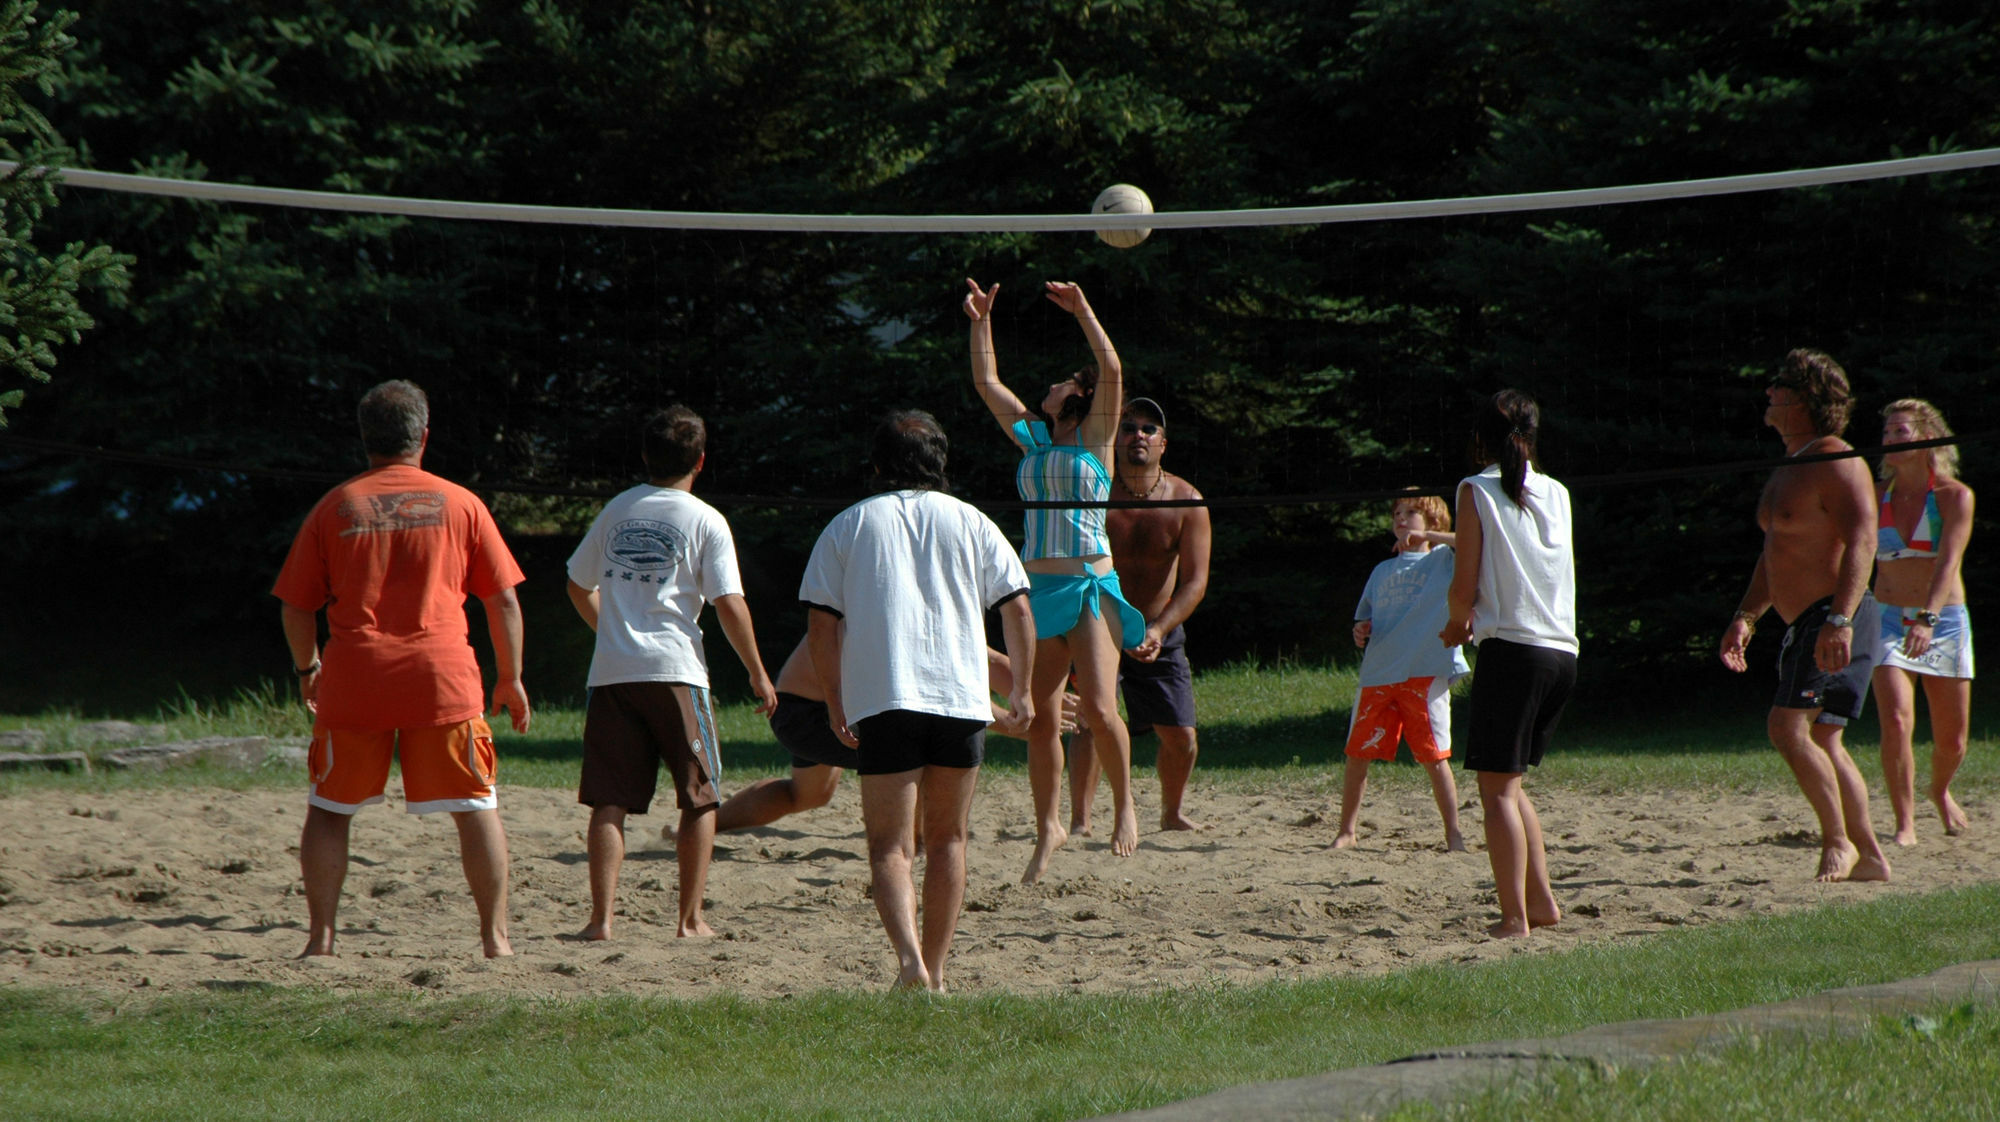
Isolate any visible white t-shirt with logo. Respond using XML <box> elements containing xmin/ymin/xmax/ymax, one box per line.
<box><xmin>567</xmin><ymin>484</ymin><xmax>744</xmax><ymax>688</ymax></box>
<box><xmin>799</xmin><ymin>489</ymin><xmax>1028</xmax><ymax>724</ymax></box>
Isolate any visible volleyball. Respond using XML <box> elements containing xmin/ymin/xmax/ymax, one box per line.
<box><xmin>1091</xmin><ymin>184</ymin><xmax>1154</xmax><ymax>248</ymax></box>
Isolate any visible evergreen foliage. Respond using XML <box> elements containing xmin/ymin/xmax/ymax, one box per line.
<box><xmin>2</xmin><ymin>1</ymin><xmax>1996</xmax><ymax>701</ymax></box>
<box><xmin>0</xmin><ymin>0</ymin><xmax>126</xmax><ymax>427</ymax></box>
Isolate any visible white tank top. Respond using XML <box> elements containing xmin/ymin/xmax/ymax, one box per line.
<box><xmin>1462</xmin><ymin>463</ymin><xmax>1578</xmax><ymax>655</ymax></box>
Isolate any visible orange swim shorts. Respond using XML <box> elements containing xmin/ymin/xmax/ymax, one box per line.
<box><xmin>1344</xmin><ymin>677</ymin><xmax>1452</xmax><ymax>764</ymax></box>
<box><xmin>307</xmin><ymin>717</ymin><xmax>498</xmax><ymax>815</ymax></box>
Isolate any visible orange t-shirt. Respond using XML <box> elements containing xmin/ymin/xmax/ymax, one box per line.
<box><xmin>272</xmin><ymin>464</ymin><xmax>525</xmax><ymax>731</ymax></box>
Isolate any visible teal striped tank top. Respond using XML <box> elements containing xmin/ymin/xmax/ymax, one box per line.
<box><xmin>1012</xmin><ymin>419</ymin><xmax>1111</xmax><ymax>561</ymax></box>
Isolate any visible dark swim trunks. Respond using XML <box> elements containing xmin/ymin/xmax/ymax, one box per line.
<box><xmin>769</xmin><ymin>692</ymin><xmax>861</xmax><ymax>770</ymax></box>
<box><xmin>1120</xmin><ymin>625</ymin><xmax>1197</xmax><ymax>735</ymax></box>
<box><xmin>1773</xmin><ymin>594</ymin><xmax>1879</xmax><ymax>726</ymax></box>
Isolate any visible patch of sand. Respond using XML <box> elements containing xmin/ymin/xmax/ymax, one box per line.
<box><xmin>1</xmin><ymin>776</ymin><xmax>1991</xmax><ymax>998</ymax></box>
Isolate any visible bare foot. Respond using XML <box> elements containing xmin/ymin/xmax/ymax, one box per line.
<box><xmin>892</xmin><ymin>967</ymin><xmax>929</xmax><ymax>991</ymax></box>
<box><xmin>1069</xmin><ymin>815</ymin><xmax>1093</xmax><ymax>838</ymax></box>
<box><xmin>1111</xmin><ymin>806</ymin><xmax>1139</xmax><ymax>858</ymax></box>
<box><xmin>676</xmin><ymin>918</ymin><xmax>716</xmax><ymax>938</ymax></box>
<box><xmin>1487</xmin><ymin>918</ymin><xmax>1531</xmax><ymax>939</ymax></box>
<box><xmin>1892</xmin><ymin>823</ymin><xmax>1918</xmax><ymax>847</ymax></box>
<box><xmin>1444</xmin><ymin>830</ymin><xmax>1466</xmax><ymax>853</ymax></box>
<box><xmin>297</xmin><ymin>939</ymin><xmax>335</xmax><ymax>959</ymax></box>
<box><xmin>1331</xmin><ymin>830</ymin><xmax>1358</xmax><ymax>849</ymax></box>
<box><xmin>1935</xmin><ymin>790</ymin><xmax>1969</xmax><ymax>835</ymax></box>
<box><xmin>1528</xmin><ymin>908</ymin><xmax>1561</xmax><ymax>929</ymax></box>
<box><xmin>1022</xmin><ymin>824</ymin><xmax>1068</xmax><ymax>885</ymax></box>
<box><xmin>578</xmin><ymin>922</ymin><xmax>612</xmax><ymax>942</ymax></box>
<box><xmin>483</xmin><ymin>935</ymin><xmax>514</xmax><ymax>958</ymax></box>
<box><xmin>1849</xmin><ymin>852</ymin><xmax>1891</xmax><ymax>883</ymax></box>
<box><xmin>1160</xmin><ymin>811</ymin><xmax>1207</xmax><ymax>832</ymax></box>
<box><xmin>1816</xmin><ymin>840</ymin><xmax>1860</xmax><ymax>882</ymax></box>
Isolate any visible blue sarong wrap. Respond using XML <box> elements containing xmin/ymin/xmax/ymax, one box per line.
<box><xmin>1027</xmin><ymin>569</ymin><xmax>1148</xmax><ymax>650</ymax></box>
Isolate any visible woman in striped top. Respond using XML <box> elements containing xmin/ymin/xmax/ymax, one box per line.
<box><xmin>966</xmin><ymin>277</ymin><xmax>1148</xmax><ymax>884</ymax></box>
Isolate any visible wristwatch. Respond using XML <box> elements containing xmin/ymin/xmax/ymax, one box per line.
<box><xmin>1825</xmin><ymin>612</ymin><xmax>1853</xmax><ymax>629</ymax></box>
<box><xmin>1915</xmin><ymin>609</ymin><xmax>1941</xmax><ymax>627</ymax></box>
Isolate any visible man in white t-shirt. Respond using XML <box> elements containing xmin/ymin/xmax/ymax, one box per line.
<box><xmin>566</xmin><ymin>405</ymin><xmax>777</xmax><ymax>940</ymax></box>
<box><xmin>799</xmin><ymin>410</ymin><xmax>1035</xmax><ymax>992</ymax></box>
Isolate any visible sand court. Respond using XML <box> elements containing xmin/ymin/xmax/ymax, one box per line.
<box><xmin>1</xmin><ymin>774</ymin><xmax>1993</xmax><ymax>998</ymax></box>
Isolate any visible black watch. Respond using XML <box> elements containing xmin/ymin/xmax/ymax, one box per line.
<box><xmin>295</xmin><ymin>658</ymin><xmax>321</xmax><ymax>676</ymax></box>
<box><xmin>1915</xmin><ymin>610</ymin><xmax>1942</xmax><ymax>628</ymax></box>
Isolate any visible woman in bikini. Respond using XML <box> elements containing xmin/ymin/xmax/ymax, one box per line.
<box><xmin>1871</xmin><ymin>398</ymin><xmax>1975</xmax><ymax>843</ymax></box>
<box><xmin>965</xmin><ymin>278</ymin><xmax>1146</xmax><ymax>884</ymax></box>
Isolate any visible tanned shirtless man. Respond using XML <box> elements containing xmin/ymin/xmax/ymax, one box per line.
<box><xmin>1719</xmin><ymin>348</ymin><xmax>1891</xmax><ymax>884</ymax></box>
<box><xmin>1069</xmin><ymin>397</ymin><xmax>1213</xmax><ymax>833</ymax></box>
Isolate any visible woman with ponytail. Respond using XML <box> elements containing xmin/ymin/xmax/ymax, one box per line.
<box><xmin>1439</xmin><ymin>390</ymin><xmax>1579</xmax><ymax>939</ymax></box>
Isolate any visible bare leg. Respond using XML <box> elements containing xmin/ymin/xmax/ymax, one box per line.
<box><xmin>298</xmin><ymin>805</ymin><xmax>353</xmax><ymax>957</ymax></box>
<box><xmin>676</xmin><ymin>805</ymin><xmax>717</xmax><ymax>936</ymax></box>
<box><xmin>917</xmin><ymin>763</ymin><xmax>981</xmax><ymax>993</ymax></box>
<box><xmin>1071</xmin><ymin>599</ymin><xmax>1138</xmax><ymax>858</ymax></box>
<box><xmin>450</xmin><ymin>808</ymin><xmax>513</xmax><ymax>957</ymax></box>
<box><xmin>1809</xmin><ymin>721</ymin><xmax>1891</xmax><ymax>882</ymax></box>
<box><xmin>1022</xmin><ymin>635</ymin><xmax>1072</xmax><ymax>885</ymax></box>
<box><xmin>1767</xmin><ymin>708</ymin><xmax>1864</xmax><ymax>881</ymax></box>
<box><xmin>1477</xmin><ymin>771</ymin><xmax>1533</xmax><ymax>938</ymax></box>
<box><xmin>1921</xmin><ymin>675</ymin><xmax>1972</xmax><ymax>834</ymax></box>
<box><xmin>860</xmin><ymin>768</ymin><xmax>928</xmax><ymax>989</ymax></box>
<box><xmin>1423</xmin><ymin>758</ymin><xmax>1466</xmax><ymax>852</ymax></box>
<box><xmin>1332</xmin><ymin>756</ymin><xmax>1369</xmax><ymax>848</ymax></box>
<box><xmin>1517</xmin><ymin>787</ymin><xmax>1558</xmax><ymax>926</ymax></box>
<box><xmin>582</xmin><ymin>805</ymin><xmax>626</xmax><ymax>940</ymax></box>
<box><xmin>1872</xmin><ymin>666</ymin><xmax>1920</xmax><ymax>845</ymax></box>
<box><xmin>1067</xmin><ymin>727</ymin><xmax>1100</xmax><ymax>836</ymax></box>
<box><xmin>714</xmin><ymin>766</ymin><xmax>843</xmax><ymax>832</ymax></box>
<box><xmin>1155</xmin><ymin>726</ymin><xmax>1204</xmax><ymax>831</ymax></box>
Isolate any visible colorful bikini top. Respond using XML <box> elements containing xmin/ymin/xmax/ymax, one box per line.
<box><xmin>1877</xmin><ymin>469</ymin><xmax>1942</xmax><ymax>561</ymax></box>
<box><xmin>1012</xmin><ymin>419</ymin><xmax>1111</xmax><ymax>561</ymax></box>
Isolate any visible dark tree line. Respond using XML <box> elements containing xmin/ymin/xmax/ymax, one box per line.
<box><xmin>3</xmin><ymin>0</ymin><xmax>1997</xmax><ymax>707</ymax></box>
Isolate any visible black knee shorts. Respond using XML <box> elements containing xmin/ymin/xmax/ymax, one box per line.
<box><xmin>851</xmin><ymin>709</ymin><xmax>986</xmax><ymax>775</ymax></box>
<box><xmin>769</xmin><ymin>693</ymin><xmax>861</xmax><ymax>770</ymax></box>
<box><xmin>1773</xmin><ymin>595</ymin><xmax>1878</xmax><ymax>726</ymax></box>
<box><xmin>1120</xmin><ymin>626</ymin><xmax>1197</xmax><ymax>735</ymax></box>
<box><xmin>1464</xmin><ymin>639</ymin><xmax>1577</xmax><ymax>774</ymax></box>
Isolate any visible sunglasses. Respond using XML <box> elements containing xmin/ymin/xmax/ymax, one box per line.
<box><xmin>1119</xmin><ymin>422</ymin><xmax>1160</xmax><ymax>436</ymax></box>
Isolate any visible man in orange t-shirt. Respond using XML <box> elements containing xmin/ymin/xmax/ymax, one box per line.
<box><xmin>273</xmin><ymin>380</ymin><xmax>531</xmax><ymax>959</ymax></box>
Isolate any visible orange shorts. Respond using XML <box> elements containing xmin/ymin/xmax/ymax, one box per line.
<box><xmin>308</xmin><ymin>717</ymin><xmax>498</xmax><ymax>815</ymax></box>
<box><xmin>1344</xmin><ymin>677</ymin><xmax>1453</xmax><ymax>763</ymax></box>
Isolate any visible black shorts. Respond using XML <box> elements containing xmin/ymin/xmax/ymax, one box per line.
<box><xmin>1463</xmin><ymin>639</ymin><xmax>1577</xmax><ymax>774</ymax></box>
<box><xmin>769</xmin><ymin>692</ymin><xmax>860</xmax><ymax>770</ymax></box>
<box><xmin>1120</xmin><ymin>626</ymin><xmax>1197</xmax><ymax>735</ymax></box>
<box><xmin>851</xmin><ymin>709</ymin><xmax>986</xmax><ymax>776</ymax></box>
<box><xmin>579</xmin><ymin>681</ymin><xmax>720</xmax><ymax>815</ymax></box>
<box><xmin>1773</xmin><ymin>595</ymin><xmax>1878</xmax><ymax>726</ymax></box>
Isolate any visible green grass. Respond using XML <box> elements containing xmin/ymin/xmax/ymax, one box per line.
<box><xmin>1</xmin><ymin>885</ymin><xmax>1997</xmax><ymax>1121</ymax></box>
<box><xmin>7</xmin><ymin>659</ymin><xmax>1997</xmax><ymax>798</ymax></box>
<box><xmin>1396</xmin><ymin>999</ymin><xmax>2000</xmax><ymax>1122</ymax></box>
<box><xmin>5</xmin><ymin>663</ymin><xmax>2000</xmax><ymax>1119</ymax></box>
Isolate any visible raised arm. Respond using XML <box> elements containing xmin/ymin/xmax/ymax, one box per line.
<box><xmin>965</xmin><ymin>278</ymin><xmax>1033</xmax><ymax>446</ymax></box>
<box><xmin>1046</xmin><ymin>281</ymin><xmax>1122</xmax><ymax>455</ymax></box>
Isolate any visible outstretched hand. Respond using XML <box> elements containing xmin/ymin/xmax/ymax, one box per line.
<box><xmin>1044</xmin><ymin>281</ymin><xmax>1090</xmax><ymax>317</ymax></box>
<box><xmin>963</xmin><ymin>278</ymin><xmax>999</xmax><ymax>321</ymax></box>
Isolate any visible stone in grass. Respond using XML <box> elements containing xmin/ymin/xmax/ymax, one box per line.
<box><xmin>0</xmin><ymin>752</ymin><xmax>91</xmax><ymax>774</ymax></box>
<box><xmin>0</xmin><ymin>730</ymin><xmax>47</xmax><ymax>750</ymax></box>
<box><xmin>102</xmin><ymin>736</ymin><xmax>269</xmax><ymax>772</ymax></box>
<box><xmin>71</xmin><ymin>720</ymin><xmax>170</xmax><ymax>746</ymax></box>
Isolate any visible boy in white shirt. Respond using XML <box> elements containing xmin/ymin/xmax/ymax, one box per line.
<box><xmin>566</xmin><ymin>405</ymin><xmax>776</xmax><ymax>940</ymax></box>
